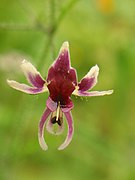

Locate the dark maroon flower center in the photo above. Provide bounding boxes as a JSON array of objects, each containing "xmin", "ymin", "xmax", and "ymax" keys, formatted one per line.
[{"xmin": 47, "ymin": 67, "xmax": 76, "ymax": 105}]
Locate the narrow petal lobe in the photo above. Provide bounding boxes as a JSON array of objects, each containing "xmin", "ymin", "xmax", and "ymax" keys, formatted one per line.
[
  {"xmin": 58, "ymin": 111, "xmax": 74, "ymax": 150},
  {"xmin": 73, "ymin": 89, "xmax": 113, "ymax": 97},
  {"xmin": 38, "ymin": 108, "xmax": 51, "ymax": 151}
]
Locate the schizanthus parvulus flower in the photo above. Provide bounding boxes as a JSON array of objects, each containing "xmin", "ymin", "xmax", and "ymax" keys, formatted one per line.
[{"xmin": 7, "ymin": 42, "xmax": 113, "ymax": 150}]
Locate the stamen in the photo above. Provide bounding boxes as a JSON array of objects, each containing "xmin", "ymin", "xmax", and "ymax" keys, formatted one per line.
[{"xmin": 56, "ymin": 102, "xmax": 60, "ymax": 121}]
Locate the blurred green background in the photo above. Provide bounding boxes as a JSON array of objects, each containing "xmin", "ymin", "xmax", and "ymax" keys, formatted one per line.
[{"xmin": 0, "ymin": 0, "xmax": 135, "ymax": 180}]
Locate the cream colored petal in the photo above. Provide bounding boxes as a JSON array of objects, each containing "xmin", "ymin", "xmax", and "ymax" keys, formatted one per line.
[
  {"xmin": 73, "ymin": 88, "xmax": 113, "ymax": 97},
  {"xmin": 7, "ymin": 79, "xmax": 48, "ymax": 94}
]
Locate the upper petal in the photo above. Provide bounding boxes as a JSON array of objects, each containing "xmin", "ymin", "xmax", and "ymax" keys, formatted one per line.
[
  {"xmin": 46, "ymin": 42, "xmax": 77, "ymax": 105},
  {"xmin": 52, "ymin": 41, "xmax": 71, "ymax": 72},
  {"xmin": 21, "ymin": 59, "xmax": 46, "ymax": 88},
  {"xmin": 78, "ymin": 65, "xmax": 99, "ymax": 91},
  {"xmin": 7, "ymin": 80, "xmax": 48, "ymax": 94}
]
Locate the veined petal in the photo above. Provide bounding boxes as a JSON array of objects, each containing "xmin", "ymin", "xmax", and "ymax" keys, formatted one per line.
[
  {"xmin": 78, "ymin": 65, "xmax": 99, "ymax": 91},
  {"xmin": 73, "ymin": 89, "xmax": 113, "ymax": 97},
  {"xmin": 7, "ymin": 80, "xmax": 48, "ymax": 94},
  {"xmin": 21, "ymin": 59, "xmax": 46, "ymax": 88},
  {"xmin": 38, "ymin": 108, "xmax": 51, "ymax": 151},
  {"xmin": 58, "ymin": 111, "xmax": 74, "ymax": 150},
  {"xmin": 46, "ymin": 119, "xmax": 64, "ymax": 136}
]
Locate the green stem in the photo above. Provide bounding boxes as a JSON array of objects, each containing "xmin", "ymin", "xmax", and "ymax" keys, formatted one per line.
[
  {"xmin": 49, "ymin": 0, "xmax": 56, "ymax": 59},
  {"xmin": 37, "ymin": 36, "xmax": 53, "ymax": 73},
  {"xmin": 56, "ymin": 0, "xmax": 80, "ymax": 29},
  {"xmin": 37, "ymin": 0, "xmax": 56, "ymax": 72}
]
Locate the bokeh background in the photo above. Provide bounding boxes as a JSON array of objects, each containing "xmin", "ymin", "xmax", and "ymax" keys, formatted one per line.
[{"xmin": 0, "ymin": 0, "xmax": 135, "ymax": 179}]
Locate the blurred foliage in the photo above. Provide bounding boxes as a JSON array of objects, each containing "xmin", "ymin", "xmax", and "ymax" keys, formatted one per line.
[{"xmin": 0, "ymin": 0, "xmax": 135, "ymax": 180}]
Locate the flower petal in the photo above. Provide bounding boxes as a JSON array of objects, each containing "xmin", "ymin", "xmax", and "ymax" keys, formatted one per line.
[
  {"xmin": 21, "ymin": 59, "xmax": 46, "ymax": 88},
  {"xmin": 78, "ymin": 65, "xmax": 99, "ymax": 91},
  {"xmin": 46, "ymin": 97, "xmax": 57, "ymax": 111},
  {"xmin": 73, "ymin": 89, "xmax": 113, "ymax": 97},
  {"xmin": 52, "ymin": 41, "xmax": 71, "ymax": 71},
  {"xmin": 61, "ymin": 99, "xmax": 74, "ymax": 113},
  {"xmin": 46, "ymin": 42, "xmax": 77, "ymax": 104},
  {"xmin": 58, "ymin": 111, "xmax": 74, "ymax": 150},
  {"xmin": 46, "ymin": 119, "xmax": 64, "ymax": 136},
  {"xmin": 38, "ymin": 108, "xmax": 51, "ymax": 151},
  {"xmin": 7, "ymin": 80, "xmax": 48, "ymax": 94}
]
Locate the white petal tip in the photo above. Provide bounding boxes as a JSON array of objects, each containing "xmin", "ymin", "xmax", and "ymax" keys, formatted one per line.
[
  {"xmin": 87, "ymin": 64, "xmax": 99, "ymax": 78},
  {"xmin": 61, "ymin": 41, "xmax": 69, "ymax": 52},
  {"xmin": 57, "ymin": 145, "xmax": 66, "ymax": 151},
  {"xmin": 7, "ymin": 79, "xmax": 10, "ymax": 83},
  {"xmin": 57, "ymin": 140, "xmax": 71, "ymax": 150},
  {"xmin": 39, "ymin": 137, "xmax": 48, "ymax": 151},
  {"xmin": 22, "ymin": 59, "xmax": 27, "ymax": 64},
  {"xmin": 7, "ymin": 79, "xmax": 15, "ymax": 86},
  {"xmin": 95, "ymin": 64, "xmax": 99, "ymax": 71},
  {"xmin": 107, "ymin": 90, "xmax": 114, "ymax": 95},
  {"xmin": 58, "ymin": 147, "xmax": 63, "ymax": 151},
  {"xmin": 95, "ymin": 64, "xmax": 99, "ymax": 68},
  {"xmin": 21, "ymin": 59, "xmax": 30, "ymax": 68}
]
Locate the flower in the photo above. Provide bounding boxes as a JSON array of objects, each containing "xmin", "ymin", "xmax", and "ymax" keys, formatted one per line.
[{"xmin": 7, "ymin": 41, "xmax": 113, "ymax": 150}]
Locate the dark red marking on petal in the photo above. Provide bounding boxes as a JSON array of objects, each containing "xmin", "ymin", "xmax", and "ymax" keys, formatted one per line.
[{"xmin": 47, "ymin": 66, "xmax": 77, "ymax": 106}]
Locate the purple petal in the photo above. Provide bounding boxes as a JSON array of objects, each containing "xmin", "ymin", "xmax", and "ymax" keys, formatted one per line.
[
  {"xmin": 78, "ymin": 65, "xmax": 99, "ymax": 91},
  {"xmin": 21, "ymin": 60, "xmax": 46, "ymax": 88},
  {"xmin": 61, "ymin": 99, "xmax": 74, "ymax": 113},
  {"xmin": 38, "ymin": 108, "xmax": 51, "ymax": 151},
  {"xmin": 46, "ymin": 118, "xmax": 64, "ymax": 136},
  {"xmin": 73, "ymin": 89, "xmax": 113, "ymax": 97},
  {"xmin": 53, "ymin": 41, "xmax": 71, "ymax": 71},
  {"xmin": 46, "ymin": 42, "xmax": 77, "ymax": 105},
  {"xmin": 58, "ymin": 111, "xmax": 74, "ymax": 150},
  {"xmin": 7, "ymin": 80, "xmax": 48, "ymax": 94},
  {"xmin": 46, "ymin": 97, "xmax": 57, "ymax": 111}
]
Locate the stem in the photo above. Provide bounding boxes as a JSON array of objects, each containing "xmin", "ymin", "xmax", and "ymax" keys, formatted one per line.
[
  {"xmin": 49, "ymin": 0, "xmax": 56, "ymax": 59},
  {"xmin": 37, "ymin": 36, "xmax": 53, "ymax": 73},
  {"xmin": 19, "ymin": 0, "xmax": 48, "ymax": 33},
  {"xmin": 37, "ymin": 0, "xmax": 56, "ymax": 72},
  {"xmin": 56, "ymin": 0, "xmax": 80, "ymax": 29}
]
